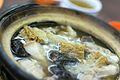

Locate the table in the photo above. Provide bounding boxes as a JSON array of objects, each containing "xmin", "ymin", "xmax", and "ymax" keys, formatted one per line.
[{"xmin": 98, "ymin": 0, "xmax": 120, "ymax": 21}]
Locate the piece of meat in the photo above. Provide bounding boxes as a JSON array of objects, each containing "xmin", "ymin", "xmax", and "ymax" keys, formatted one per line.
[
  {"xmin": 24, "ymin": 41, "xmax": 48, "ymax": 68},
  {"xmin": 18, "ymin": 58, "xmax": 46, "ymax": 79}
]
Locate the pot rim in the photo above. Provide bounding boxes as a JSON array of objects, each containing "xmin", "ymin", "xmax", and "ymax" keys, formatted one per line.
[{"xmin": 0, "ymin": 3, "xmax": 120, "ymax": 80}]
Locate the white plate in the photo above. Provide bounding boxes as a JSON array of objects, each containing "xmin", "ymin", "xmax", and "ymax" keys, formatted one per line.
[{"xmin": 59, "ymin": 0, "xmax": 102, "ymax": 14}]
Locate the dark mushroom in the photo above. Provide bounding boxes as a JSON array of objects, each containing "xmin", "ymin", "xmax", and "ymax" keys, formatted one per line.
[
  {"xmin": 48, "ymin": 50, "xmax": 79, "ymax": 66},
  {"xmin": 11, "ymin": 39, "xmax": 30, "ymax": 57},
  {"xmin": 48, "ymin": 65, "xmax": 74, "ymax": 80},
  {"xmin": 48, "ymin": 50, "xmax": 62, "ymax": 62},
  {"xmin": 48, "ymin": 50, "xmax": 80, "ymax": 79}
]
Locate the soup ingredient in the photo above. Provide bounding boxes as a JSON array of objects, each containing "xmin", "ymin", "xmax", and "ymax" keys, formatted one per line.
[
  {"xmin": 48, "ymin": 65, "xmax": 74, "ymax": 80},
  {"xmin": 58, "ymin": 25, "xmax": 77, "ymax": 38},
  {"xmin": 46, "ymin": 32, "xmax": 66, "ymax": 44},
  {"xmin": 43, "ymin": 27, "xmax": 56, "ymax": 34},
  {"xmin": 18, "ymin": 58, "xmax": 46, "ymax": 79},
  {"xmin": 77, "ymin": 71, "xmax": 98, "ymax": 80},
  {"xmin": 48, "ymin": 50, "xmax": 79, "ymax": 65},
  {"xmin": 48, "ymin": 50, "xmax": 80, "ymax": 78},
  {"xmin": 11, "ymin": 39, "xmax": 30, "ymax": 57},
  {"xmin": 24, "ymin": 41, "xmax": 48, "ymax": 67},
  {"xmin": 47, "ymin": 50, "xmax": 62, "ymax": 62},
  {"xmin": 12, "ymin": 25, "xmax": 119, "ymax": 80},
  {"xmin": 59, "ymin": 41, "xmax": 85, "ymax": 59},
  {"xmin": 95, "ymin": 65, "xmax": 119, "ymax": 77},
  {"xmin": 87, "ymin": 52, "xmax": 110, "ymax": 67},
  {"xmin": 66, "ymin": 25, "xmax": 77, "ymax": 38},
  {"xmin": 23, "ymin": 25, "xmax": 48, "ymax": 43},
  {"xmin": 85, "ymin": 42, "xmax": 119, "ymax": 64}
]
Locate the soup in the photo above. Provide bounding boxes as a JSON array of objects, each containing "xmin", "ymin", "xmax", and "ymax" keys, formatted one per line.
[{"xmin": 11, "ymin": 22, "xmax": 119, "ymax": 80}]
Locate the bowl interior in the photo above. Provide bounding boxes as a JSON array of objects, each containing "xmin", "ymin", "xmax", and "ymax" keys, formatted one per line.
[{"xmin": 0, "ymin": 4, "xmax": 120, "ymax": 79}]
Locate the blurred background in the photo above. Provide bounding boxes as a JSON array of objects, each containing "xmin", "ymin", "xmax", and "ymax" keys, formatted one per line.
[{"xmin": 0, "ymin": 0, "xmax": 120, "ymax": 20}]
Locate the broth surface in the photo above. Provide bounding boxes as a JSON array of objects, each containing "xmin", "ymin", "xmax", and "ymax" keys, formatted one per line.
[{"xmin": 11, "ymin": 23, "xmax": 119, "ymax": 80}]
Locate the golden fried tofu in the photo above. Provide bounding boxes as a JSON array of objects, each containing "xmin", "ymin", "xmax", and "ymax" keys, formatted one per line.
[
  {"xmin": 88, "ymin": 52, "xmax": 102, "ymax": 60},
  {"xmin": 22, "ymin": 26, "xmax": 47, "ymax": 43},
  {"xmin": 96, "ymin": 56, "xmax": 110, "ymax": 67},
  {"xmin": 87, "ymin": 52, "xmax": 110, "ymax": 67},
  {"xmin": 59, "ymin": 41, "xmax": 85, "ymax": 59}
]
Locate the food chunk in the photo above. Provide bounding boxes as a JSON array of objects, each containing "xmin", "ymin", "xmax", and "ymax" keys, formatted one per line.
[
  {"xmin": 66, "ymin": 25, "xmax": 77, "ymax": 38},
  {"xmin": 59, "ymin": 41, "xmax": 85, "ymax": 59},
  {"xmin": 24, "ymin": 41, "xmax": 48, "ymax": 68},
  {"xmin": 22, "ymin": 25, "xmax": 47, "ymax": 43},
  {"xmin": 18, "ymin": 58, "xmax": 46, "ymax": 79},
  {"xmin": 46, "ymin": 32, "xmax": 66, "ymax": 44},
  {"xmin": 88, "ymin": 52, "xmax": 110, "ymax": 67}
]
